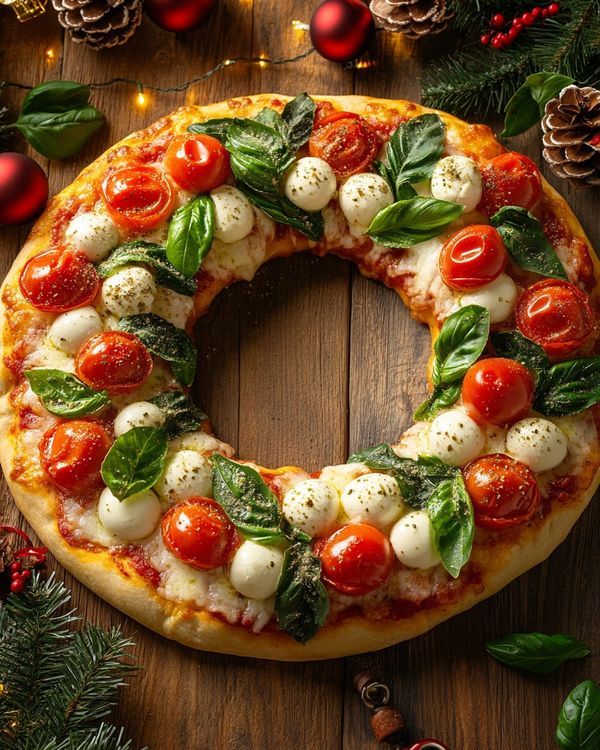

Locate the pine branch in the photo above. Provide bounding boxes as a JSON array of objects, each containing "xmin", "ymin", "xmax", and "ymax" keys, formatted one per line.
[{"xmin": 448, "ymin": 0, "xmax": 526, "ymax": 33}]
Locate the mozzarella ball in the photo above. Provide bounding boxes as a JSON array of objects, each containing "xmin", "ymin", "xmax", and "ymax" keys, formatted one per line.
[
  {"xmin": 430, "ymin": 155, "xmax": 483, "ymax": 212},
  {"xmin": 228, "ymin": 541, "xmax": 284, "ymax": 600},
  {"xmin": 390, "ymin": 511, "xmax": 440, "ymax": 569},
  {"xmin": 98, "ymin": 487, "xmax": 162, "ymax": 542},
  {"xmin": 282, "ymin": 479, "xmax": 339, "ymax": 537},
  {"xmin": 151, "ymin": 287, "xmax": 194, "ymax": 329},
  {"xmin": 428, "ymin": 409, "xmax": 485, "ymax": 467},
  {"xmin": 283, "ymin": 157, "xmax": 337, "ymax": 212},
  {"xmin": 341, "ymin": 473, "xmax": 405, "ymax": 530},
  {"xmin": 506, "ymin": 417, "xmax": 568, "ymax": 473},
  {"xmin": 114, "ymin": 401, "xmax": 165, "ymax": 437},
  {"xmin": 457, "ymin": 273, "xmax": 518, "ymax": 325},
  {"xmin": 338, "ymin": 173, "xmax": 395, "ymax": 235},
  {"xmin": 155, "ymin": 450, "xmax": 213, "ymax": 502},
  {"xmin": 48, "ymin": 306, "xmax": 103, "ymax": 355},
  {"xmin": 101, "ymin": 266, "xmax": 157, "ymax": 318},
  {"xmin": 65, "ymin": 212, "xmax": 119, "ymax": 262},
  {"xmin": 210, "ymin": 185, "xmax": 254, "ymax": 244}
]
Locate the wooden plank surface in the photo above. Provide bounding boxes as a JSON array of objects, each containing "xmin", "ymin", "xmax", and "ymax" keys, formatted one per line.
[{"xmin": 1, "ymin": 3, "xmax": 599, "ymax": 748}]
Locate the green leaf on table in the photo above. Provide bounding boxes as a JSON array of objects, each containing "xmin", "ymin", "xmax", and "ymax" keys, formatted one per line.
[
  {"xmin": 491, "ymin": 330, "xmax": 549, "ymax": 377},
  {"xmin": 188, "ymin": 118, "xmax": 233, "ymax": 143},
  {"xmin": 502, "ymin": 72, "xmax": 575, "ymax": 138},
  {"xmin": 238, "ymin": 184, "xmax": 324, "ymax": 241},
  {"xmin": 101, "ymin": 426, "xmax": 168, "ymax": 500},
  {"xmin": 534, "ymin": 357, "xmax": 600, "ymax": 416},
  {"xmin": 25, "ymin": 369, "xmax": 110, "ymax": 418},
  {"xmin": 432, "ymin": 304, "xmax": 490, "ymax": 386},
  {"xmin": 413, "ymin": 383, "xmax": 462, "ymax": 421},
  {"xmin": 367, "ymin": 196, "xmax": 463, "ymax": 248},
  {"xmin": 491, "ymin": 206, "xmax": 567, "ymax": 279},
  {"xmin": 556, "ymin": 680, "xmax": 600, "ymax": 750},
  {"xmin": 166, "ymin": 195, "xmax": 215, "ymax": 278},
  {"xmin": 386, "ymin": 113, "xmax": 445, "ymax": 192},
  {"xmin": 486, "ymin": 633, "xmax": 590, "ymax": 674},
  {"xmin": 149, "ymin": 391, "xmax": 207, "ymax": 440},
  {"xmin": 426, "ymin": 473, "xmax": 474, "ymax": 578}
]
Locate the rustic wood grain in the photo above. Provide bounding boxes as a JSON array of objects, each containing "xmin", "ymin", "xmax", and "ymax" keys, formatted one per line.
[{"xmin": 1, "ymin": 3, "xmax": 599, "ymax": 748}]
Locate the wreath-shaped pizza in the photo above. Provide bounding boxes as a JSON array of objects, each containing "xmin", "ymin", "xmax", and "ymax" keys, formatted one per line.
[{"xmin": 1, "ymin": 94, "xmax": 599, "ymax": 660}]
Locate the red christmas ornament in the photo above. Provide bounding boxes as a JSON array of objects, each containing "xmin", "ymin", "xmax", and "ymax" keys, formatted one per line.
[
  {"xmin": 0, "ymin": 153, "xmax": 48, "ymax": 227},
  {"xmin": 310, "ymin": 0, "xmax": 374, "ymax": 63},
  {"xmin": 145, "ymin": 0, "xmax": 217, "ymax": 32}
]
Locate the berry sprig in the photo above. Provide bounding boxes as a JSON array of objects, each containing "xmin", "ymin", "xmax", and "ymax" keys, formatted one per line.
[
  {"xmin": 1, "ymin": 525, "xmax": 47, "ymax": 595},
  {"xmin": 480, "ymin": 2, "xmax": 561, "ymax": 49}
]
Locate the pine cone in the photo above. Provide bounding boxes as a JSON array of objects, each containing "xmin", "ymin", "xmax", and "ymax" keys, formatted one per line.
[
  {"xmin": 369, "ymin": 0, "xmax": 451, "ymax": 38},
  {"xmin": 52, "ymin": 0, "xmax": 142, "ymax": 49},
  {"xmin": 542, "ymin": 85, "xmax": 600, "ymax": 189}
]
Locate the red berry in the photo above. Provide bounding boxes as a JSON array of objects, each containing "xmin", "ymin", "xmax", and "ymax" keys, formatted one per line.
[
  {"xmin": 9, "ymin": 562, "xmax": 21, "ymax": 573},
  {"xmin": 521, "ymin": 11, "xmax": 534, "ymax": 24},
  {"xmin": 491, "ymin": 34, "xmax": 503, "ymax": 49},
  {"xmin": 508, "ymin": 26, "xmax": 520, "ymax": 40},
  {"xmin": 548, "ymin": 2, "xmax": 560, "ymax": 14},
  {"xmin": 21, "ymin": 569, "xmax": 32, "ymax": 581},
  {"xmin": 491, "ymin": 13, "xmax": 505, "ymax": 28},
  {"xmin": 532, "ymin": 6, "xmax": 542, "ymax": 18},
  {"xmin": 480, "ymin": 33, "xmax": 491, "ymax": 45},
  {"xmin": 514, "ymin": 20, "xmax": 524, "ymax": 30},
  {"xmin": 10, "ymin": 571, "xmax": 21, "ymax": 581},
  {"xmin": 10, "ymin": 579, "xmax": 25, "ymax": 594},
  {"xmin": 542, "ymin": 6, "xmax": 550, "ymax": 16}
]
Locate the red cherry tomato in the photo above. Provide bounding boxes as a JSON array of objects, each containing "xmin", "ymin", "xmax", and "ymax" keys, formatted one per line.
[
  {"xmin": 462, "ymin": 358, "xmax": 534, "ymax": 427},
  {"xmin": 75, "ymin": 331, "xmax": 153, "ymax": 395},
  {"xmin": 161, "ymin": 498, "xmax": 239, "ymax": 570},
  {"xmin": 479, "ymin": 152, "xmax": 542, "ymax": 216},
  {"xmin": 515, "ymin": 279, "xmax": 595, "ymax": 358},
  {"xmin": 309, "ymin": 112, "xmax": 380, "ymax": 177},
  {"xmin": 463, "ymin": 454, "xmax": 541, "ymax": 529},
  {"xmin": 19, "ymin": 248, "xmax": 100, "ymax": 313},
  {"xmin": 164, "ymin": 134, "xmax": 231, "ymax": 193},
  {"xmin": 439, "ymin": 225, "xmax": 507, "ymax": 291},
  {"xmin": 40, "ymin": 420, "xmax": 111, "ymax": 493},
  {"xmin": 319, "ymin": 523, "xmax": 394, "ymax": 595},
  {"xmin": 102, "ymin": 165, "xmax": 174, "ymax": 230}
]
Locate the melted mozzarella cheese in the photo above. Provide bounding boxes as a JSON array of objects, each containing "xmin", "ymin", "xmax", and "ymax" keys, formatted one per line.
[
  {"xmin": 114, "ymin": 401, "xmax": 165, "ymax": 437},
  {"xmin": 338, "ymin": 173, "xmax": 394, "ymax": 236},
  {"xmin": 169, "ymin": 430, "xmax": 234, "ymax": 457},
  {"xmin": 48, "ymin": 306, "xmax": 103, "ymax": 355},
  {"xmin": 101, "ymin": 267, "xmax": 157, "ymax": 317},
  {"xmin": 228, "ymin": 541, "xmax": 284, "ymax": 600},
  {"xmin": 340, "ymin": 472, "xmax": 405, "ymax": 530},
  {"xmin": 283, "ymin": 157, "xmax": 337, "ymax": 212},
  {"xmin": 390, "ymin": 511, "xmax": 440, "ymax": 569},
  {"xmin": 428, "ymin": 409, "xmax": 485, "ymax": 466},
  {"xmin": 506, "ymin": 417, "xmax": 568, "ymax": 473},
  {"xmin": 97, "ymin": 487, "xmax": 162, "ymax": 542},
  {"xmin": 210, "ymin": 185, "xmax": 254, "ymax": 244},
  {"xmin": 281, "ymin": 478, "xmax": 339, "ymax": 537},
  {"xmin": 319, "ymin": 462, "xmax": 369, "ymax": 494},
  {"xmin": 155, "ymin": 450, "xmax": 213, "ymax": 502},
  {"xmin": 151, "ymin": 287, "xmax": 194, "ymax": 329},
  {"xmin": 65, "ymin": 211, "xmax": 119, "ymax": 262},
  {"xmin": 430, "ymin": 155, "xmax": 482, "ymax": 212},
  {"xmin": 456, "ymin": 273, "xmax": 518, "ymax": 324}
]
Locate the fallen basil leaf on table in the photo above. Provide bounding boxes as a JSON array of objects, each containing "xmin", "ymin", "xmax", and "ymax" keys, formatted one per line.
[
  {"xmin": 556, "ymin": 680, "xmax": 600, "ymax": 750},
  {"xmin": 101, "ymin": 426, "xmax": 168, "ymax": 500},
  {"xmin": 501, "ymin": 72, "xmax": 575, "ymax": 138},
  {"xmin": 25, "ymin": 369, "xmax": 110, "ymax": 418},
  {"xmin": 486, "ymin": 633, "xmax": 590, "ymax": 674},
  {"xmin": 166, "ymin": 195, "xmax": 215, "ymax": 278},
  {"xmin": 367, "ymin": 196, "xmax": 463, "ymax": 248}
]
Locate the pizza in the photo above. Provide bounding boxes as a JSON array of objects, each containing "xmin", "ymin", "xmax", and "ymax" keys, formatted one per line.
[{"xmin": 1, "ymin": 93, "xmax": 599, "ymax": 661}]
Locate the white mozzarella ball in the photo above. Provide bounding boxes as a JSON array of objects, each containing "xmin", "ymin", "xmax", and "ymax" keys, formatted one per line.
[
  {"xmin": 390, "ymin": 511, "xmax": 440, "ymax": 570},
  {"xmin": 48, "ymin": 306, "xmax": 102, "ymax": 355},
  {"xmin": 457, "ymin": 273, "xmax": 518, "ymax": 325},
  {"xmin": 101, "ymin": 266, "xmax": 157, "ymax": 318},
  {"xmin": 506, "ymin": 417, "xmax": 568, "ymax": 473},
  {"xmin": 210, "ymin": 185, "xmax": 254, "ymax": 244},
  {"xmin": 151, "ymin": 287, "xmax": 194, "ymax": 329},
  {"xmin": 338, "ymin": 173, "xmax": 394, "ymax": 235},
  {"xmin": 98, "ymin": 487, "xmax": 162, "ymax": 542},
  {"xmin": 155, "ymin": 450, "xmax": 213, "ymax": 502},
  {"xmin": 114, "ymin": 401, "xmax": 165, "ymax": 437},
  {"xmin": 65, "ymin": 212, "xmax": 119, "ymax": 262},
  {"xmin": 428, "ymin": 409, "xmax": 485, "ymax": 467},
  {"xmin": 282, "ymin": 479, "xmax": 339, "ymax": 537},
  {"xmin": 283, "ymin": 157, "xmax": 337, "ymax": 212},
  {"xmin": 228, "ymin": 541, "xmax": 284, "ymax": 600},
  {"xmin": 341, "ymin": 472, "xmax": 405, "ymax": 530},
  {"xmin": 430, "ymin": 155, "xmax": 483, "ymax": 212}
]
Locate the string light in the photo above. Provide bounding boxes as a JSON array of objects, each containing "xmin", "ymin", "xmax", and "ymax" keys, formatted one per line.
[
  {"xmin": 45, "ymin": 47, "xmax": 55, "ymax": 63},
  {"xmin": 292, "ymin": 19, "xmax": 310, "ymax": 31},
  {"xmin": 135, "ymin": 83, "xmax": 148, "ymax": 109}
]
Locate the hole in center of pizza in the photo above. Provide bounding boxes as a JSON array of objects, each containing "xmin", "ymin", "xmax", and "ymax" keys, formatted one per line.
[{"xmin": 2, "ymin": 95, "xmax": 599, "ymax": 660}]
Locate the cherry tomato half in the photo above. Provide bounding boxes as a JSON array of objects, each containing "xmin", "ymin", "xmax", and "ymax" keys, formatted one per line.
[
  {"xmin": 19, "ymin": 248, "xmax": 100, "ymax": 313},
  {"xmin": 515, "ymin": 279, "xmax": 595, "ymax": 358},
  {"xmin": 439, "ymin": 225, "xmax": 507, "ymax": 291},
  {"xmin": 463, "ymin": 453, "xmax": 541, "ymax": 530},
  {"xmin": 161, "ymin": 498, "xmax": 239, "ymax": 570},
  {"xmin": 102, "ymin": 165, "xmax": 175, "ymax": 231},
  {"xmin": 75, "ymin": 331, "xmax": 153, "ymax": 395},
  {"xmin": 164, "ymin": 134, "xmax": 231, "ymax": 193},
  {"xmin": 40, "ymin": 420, "xmax": 111, "ymax": 493},
  {"xmin": 309, "ymin": 112, "xmax": 380, "ymax": 177},
  {"xmin": 319, "ymin": 523, "xmax": 394, "ymax": 595},
  {"xmin": 462, "ymin": 358, "xmax": 534, "ymax": 427},
  {"xmin": 479, "ymin": 152, "xmax": 542, "ymax": 216}
]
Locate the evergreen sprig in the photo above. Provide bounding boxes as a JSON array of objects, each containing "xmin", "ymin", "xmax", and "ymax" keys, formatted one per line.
[{"xmin": 0, "ymin": 575, "xmax": 142, "ymax": 750}]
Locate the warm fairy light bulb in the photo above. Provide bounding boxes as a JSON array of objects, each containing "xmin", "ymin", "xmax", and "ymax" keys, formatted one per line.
[
  {"xmin": 258, "ymin": 55, "xmax": 270, "ymax": 68},
  {"xmin": 45, "ymin": 47, "xmax": 55, "ymax": 62},
  {"xmin": 223, "ymin": 59, "xmax": 235, "ymax": 66},
  {"xmin": 135, "ymin": 85, "xmax": 148, "ymax": 109},
  {"xmin": 292, "ymin": 19, "xmax": 309, "ymax": 31}
]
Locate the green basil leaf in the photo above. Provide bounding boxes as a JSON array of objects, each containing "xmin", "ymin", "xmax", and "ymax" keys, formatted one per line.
[
  {"xmin": 426, "ymin": 474, "xmax": 474, "ymax": 578},
  {"xmin": 149, "ymin": 391, "xmax": 206, "ymax": 440},
  {"xmin": 486, "ymin": 633, "xmax": 590, "ymax": 674},
  {"xmin": 97, "ymin": 241, "xmax": 196, "ymax": 296},
  {"xmin": 238, "ymin": 184, "xmax": 324, "ymax": 241},
  {"xmin": 275, "ymin": 541, "xmax": 328, "ymax": 643},
  {"xmin": 280, "ymin": 93, "xmax": 316, "ymax": 152},
  {"xmin": 502, "ymin": 72, "xmax": 575, "ymax": 138},
  {"xmin": 432, "ymin": 305, "xmax": 490, "ymax": 386},
  {"xmin": 254, "ymin": 107, "xmax": 288, "ymax": 140},
  {"xmin": 491, "ymin": 206, "xmax": 567, "ymax": 279},
  {"xmin": 387, "ymin": 114, "xmax": 445, "ymax": 186},
  {"xmin": 166, "ymin": 196, "xmax": 214, "ymax": 279},
  {"xmin": 211, "ymin": 454, "xmax": 285, "ymax": 543},
  {"xmin": 413, "ymin": 383, "xmax": 462, "ymax": 421},
  {"xmin": 188, "ymin": 118, "xmax": 232, "ymax": 143},
  {"xmin": 368, "ymin": 197, "xmax": 463, "ymax": 248},
  {"xmin": 491, "ymin": 330, "xmax": 549, "ymax": 376},
  {"xmin": 557, "ymin": 680, "xmax": 600, "ymax": 750},
  {"xmin": 25, "ymin": 369, "xmax": 110, "ymax": 418},
  {"xmin": 117, "ymin": 313, "xmax": 196, "ymax": 386},
  {"xmin": 101, "ymin": 426, "xmax": 168, "ymax": 500},
  {"xmin": 535, "ymin": 357, "xmax": 600, "ymax": 416},
  {"xmin": 20, "ymin": 80, "xmax": 91, "ymax": 114}
]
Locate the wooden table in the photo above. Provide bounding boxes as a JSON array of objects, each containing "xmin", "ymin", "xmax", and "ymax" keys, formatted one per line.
[{"xmin": 1, "ymin": 3, "xmax": 599, "ymax": 747}]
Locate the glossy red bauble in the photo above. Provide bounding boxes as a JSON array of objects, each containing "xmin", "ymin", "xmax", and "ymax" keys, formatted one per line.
[
  {"xmin": 310, "ymin": 0, "xmax": 374, "ymax": 63},
  {"xmin": 0, "ymin": 153, "xmax": 48, "ymax": 227},
  {"xmin": 145, "ymin": 0, "xmax": 217, "ymax": 32}
]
